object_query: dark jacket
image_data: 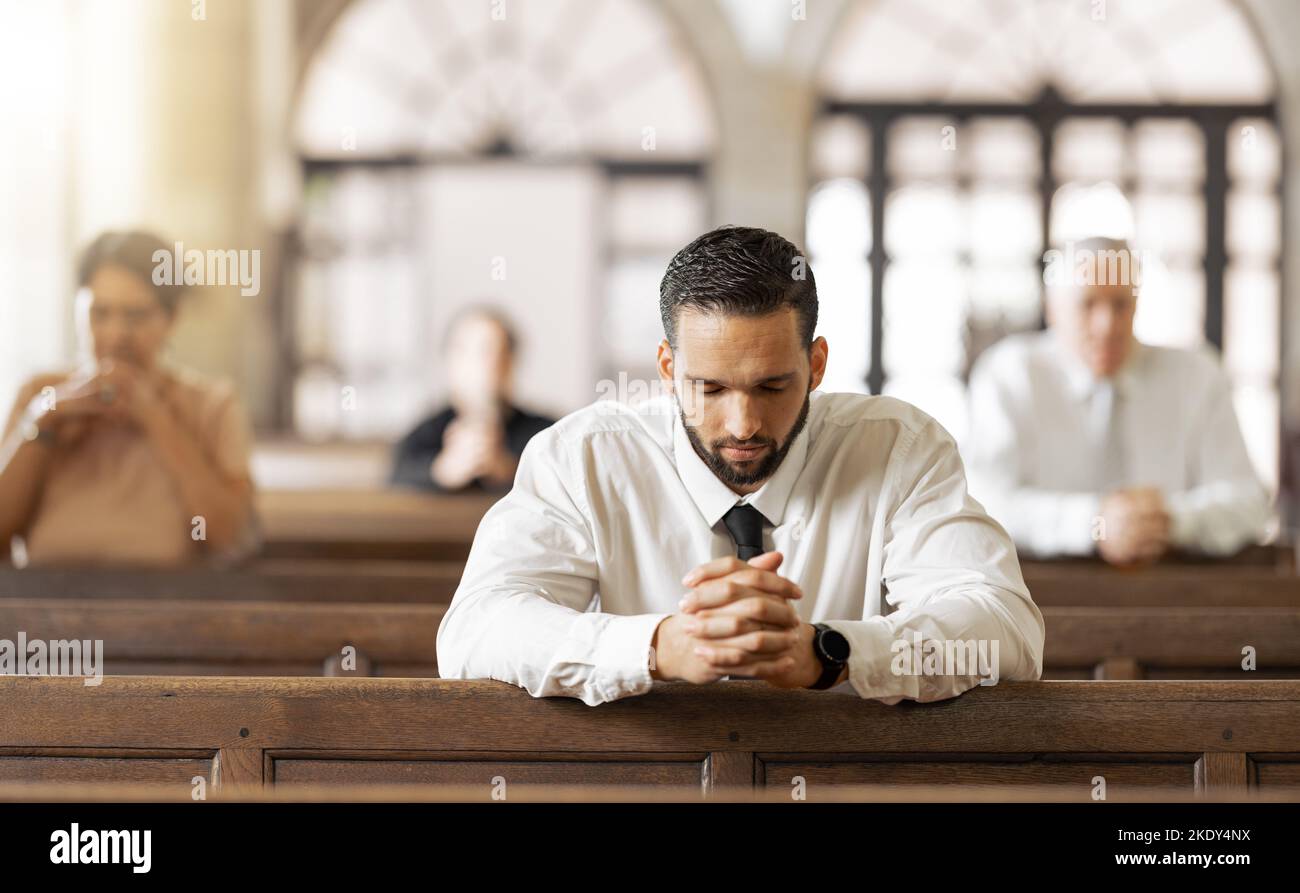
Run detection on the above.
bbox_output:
[389,405,555,493]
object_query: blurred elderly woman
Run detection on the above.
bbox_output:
[0,230,257,566]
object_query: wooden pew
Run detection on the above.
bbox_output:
[4,781,1298,802]
[1042,606,1300,680]
[8,560,1298,610]
[1021,551,1300,678]
[1023,543,1295,575]
[0,564,461,604]
[2,677,1297,796]
[256,490,496,561]
[0,598,444,677]
[0,562,456,676]
[1023,545,1296,605]
[4,581,1299,680]
[1025,566,1300,608]
[252,490,1293,570]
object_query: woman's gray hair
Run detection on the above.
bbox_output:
[76,230,186,314]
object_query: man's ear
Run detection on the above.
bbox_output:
[809,336,828,392]
[656,339,675,392]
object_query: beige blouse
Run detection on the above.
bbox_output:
[4,364,256,567]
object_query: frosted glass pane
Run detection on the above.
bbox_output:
[821,0,1273,103]
[820,1,992,101]
[882,263,966,376]
[885,186,962,258]
[1226,190,1280,263]
[812,116,870,180]
[604,256,668,368]
[969,188,1039,263]
[295,262,333,360]
[1228,118,1281,187]
[887,117,959,179]
[1224,265,1279,381]
[585,60,717,159]
[813,259,870,395]
[295,55,424,155]
[968,267,1041,325]
[1053,119,1127,182]
[1143,10,1273,103]
[807,179,871,257]
[332,256,404,370]
[1133,119,1203,185]
[1133,191,1204,258]
[809,179,872,395]
[609,178,706,252]
[1050,181,1135,243]
[333,169,408,244]
[965,118,1039,181]
[295,0,717,158]
[1132,262,1204,349]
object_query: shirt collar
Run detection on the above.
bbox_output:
[1054,332,1145,400]
[672,411,811,529]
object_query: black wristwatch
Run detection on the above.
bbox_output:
[809,623,851,690]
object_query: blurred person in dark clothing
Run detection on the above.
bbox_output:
[390,307,553,493]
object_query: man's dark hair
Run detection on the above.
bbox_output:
[659,226,817,349]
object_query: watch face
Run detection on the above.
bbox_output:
[819,627,851,663]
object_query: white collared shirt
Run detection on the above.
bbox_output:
[436,391,1044,706]
[964,331,1272,558]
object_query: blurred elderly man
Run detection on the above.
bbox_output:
[390,306,554,493]
[966,237,1270,565]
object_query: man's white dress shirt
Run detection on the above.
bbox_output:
[964,331,1272,559]
[436,391,1044,706]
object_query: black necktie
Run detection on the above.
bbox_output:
[722,504,767,561]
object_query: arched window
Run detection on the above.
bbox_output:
[288,0,716,439]
[808,0,1281,488]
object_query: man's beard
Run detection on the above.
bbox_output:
[681,391,811,489]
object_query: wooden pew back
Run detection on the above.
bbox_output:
[0,598,443,677]
[5,567,1300,680]
[256,490,496,561]
[0,565,461,604]
[1025,567,1300,607]
[2,678,1297,796]
[1042,606,1300,679]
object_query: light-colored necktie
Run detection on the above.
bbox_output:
[1092,380,1126,491]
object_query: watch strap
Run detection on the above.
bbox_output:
[810,623,847,690]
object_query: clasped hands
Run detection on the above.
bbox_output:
[650,552,827,689]
[430,418,518,490]
[1098,486,1172,566]
[24,360,173,448]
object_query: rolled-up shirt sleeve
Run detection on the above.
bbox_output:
[435,429,669,706]
[834,420,1045,703]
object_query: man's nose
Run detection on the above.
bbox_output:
[725,394,762,441]
[96,321,130,349]
[1090,305,1120,339]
